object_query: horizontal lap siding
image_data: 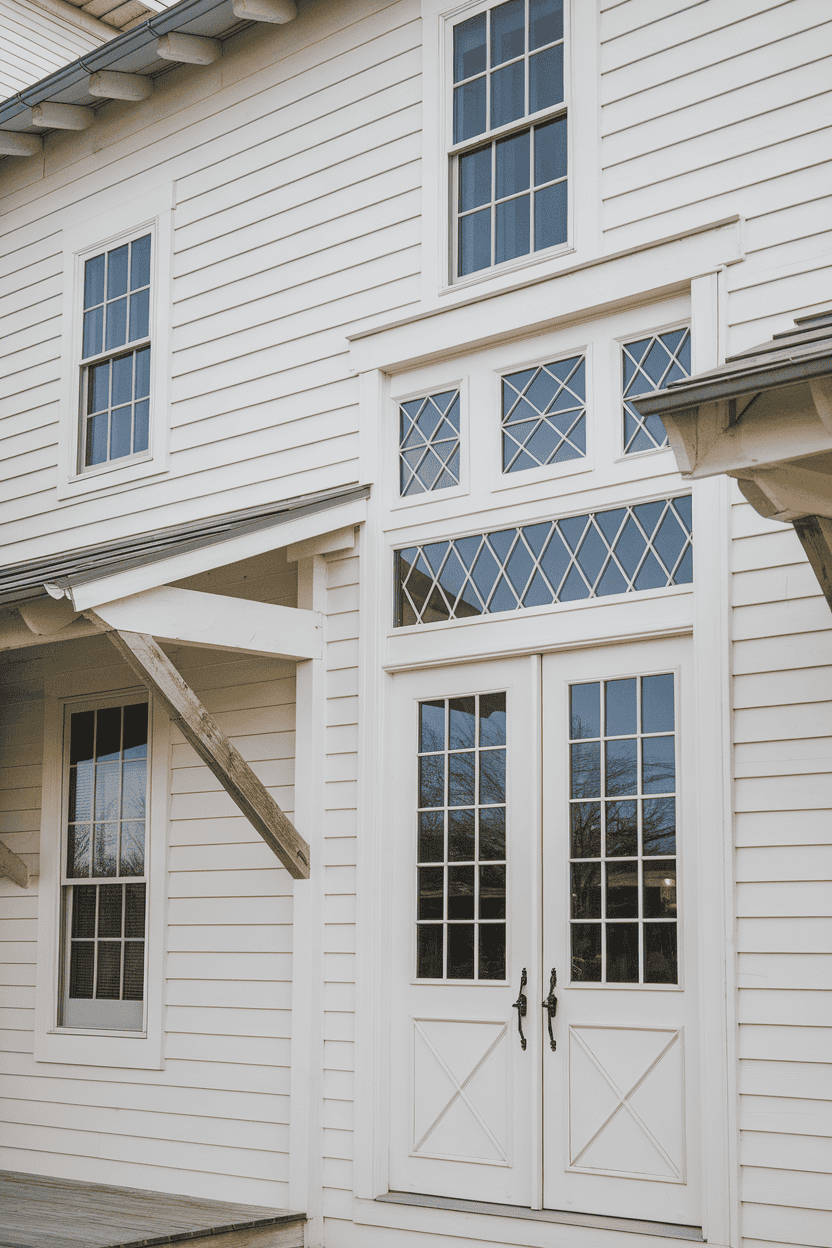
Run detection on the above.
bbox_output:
[0,583,299,1204]
[600,0,832,351]
[731,491,832,1248]
[0,0,421,565]
[0,0,106,97]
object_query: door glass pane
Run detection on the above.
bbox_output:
[416,692,507,980]
[569,675,678,983]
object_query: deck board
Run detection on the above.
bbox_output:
[0,1172,305,1248]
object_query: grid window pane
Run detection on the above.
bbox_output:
[79,234,151,469]
[416,693,507,980]
[396,497,692,626]
[623,327,692,454]
[451,2,566,277]
[569,675,678,984]
[64,705,148,1010]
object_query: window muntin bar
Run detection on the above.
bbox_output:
[502,351,585,472]
[416,693,507,981]
[62,703,148,1018]
[622,327,691,455]
[395,496,692,627]
[80,234,151,470]
[399,389,461,495]
[569,675,678,985]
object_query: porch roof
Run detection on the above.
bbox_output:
[0,1170,304,1248]
[0,483,370,607]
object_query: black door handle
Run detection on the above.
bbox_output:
[542,967,557,1051]
[512,967,528,1050]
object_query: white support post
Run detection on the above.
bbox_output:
[690,268,738,1248]
[289,555,328,1243]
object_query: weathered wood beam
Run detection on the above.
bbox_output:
[793,515,832,611]
[92,586,322,660]
[0,839,29,889]
[89,621,310,878]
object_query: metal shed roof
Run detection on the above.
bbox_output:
[634,309,832,420]
[0,483,369,606]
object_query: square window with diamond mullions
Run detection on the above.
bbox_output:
[623,328,691,455]
[399,390,461,496]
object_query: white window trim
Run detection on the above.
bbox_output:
[420,0,601,306]
[388,376,470,514]
[56,185,173,501]
[34,689,169,1069]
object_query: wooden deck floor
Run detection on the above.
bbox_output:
[0,1171,305,1248]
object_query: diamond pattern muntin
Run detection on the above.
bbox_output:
[622,328,691,455]
[400,390,461,496]
[395,497,692,626]
[503,354,586,472]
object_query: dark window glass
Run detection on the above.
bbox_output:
[606,923,639,983]
[644,923,677,984]
[417,924,444,978]
[69,942,94,999]
[447,924,475,979]
[571,923,601,982]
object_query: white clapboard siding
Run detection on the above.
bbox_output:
[729,480,832,1248]
[0,0,109,97]
[0,0,421,566]
[0,545,300,1205]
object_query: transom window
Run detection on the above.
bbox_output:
[569,676,677,984]
[395,496,692,626]
[502,353,585,471]
[61,702,148,1030]
[451,0,567,279]
[399,389,461,495]
[80,234,151,471]
[416,694,507,980]
[623,327,691,455]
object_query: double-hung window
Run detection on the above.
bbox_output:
[79,233,152,472]
[60,700,149,1031]
[451,0,567,280]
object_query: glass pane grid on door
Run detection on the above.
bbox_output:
[568,675,677,986]
[63,703,148,1010]
[416,693,507,981]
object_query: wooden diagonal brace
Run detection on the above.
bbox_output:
[89,620,310,879]
[0,838,29,888]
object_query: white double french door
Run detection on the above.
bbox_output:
[388,638,701,1226]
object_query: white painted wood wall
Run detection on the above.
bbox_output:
[0,0,109,97]
[0,0,831,1245]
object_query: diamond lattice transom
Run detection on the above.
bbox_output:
[623,328,691,455]
[502,354,586,472]
[400,390,461,496]
[395,496,692,627]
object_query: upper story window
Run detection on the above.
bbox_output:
[502,353,585,472]
[451,0,566,279]
[400,389,461,495]
[622,327,691,456]
[79,233,152,472]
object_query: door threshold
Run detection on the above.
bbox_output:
[377,1192,704,1241]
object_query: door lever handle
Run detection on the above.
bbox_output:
[512,967,528,1050]
[542,967,557,1051]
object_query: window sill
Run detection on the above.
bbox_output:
[443,241,576,299]
[57,453,168,502]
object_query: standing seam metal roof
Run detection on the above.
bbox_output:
[0,483,370,606]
